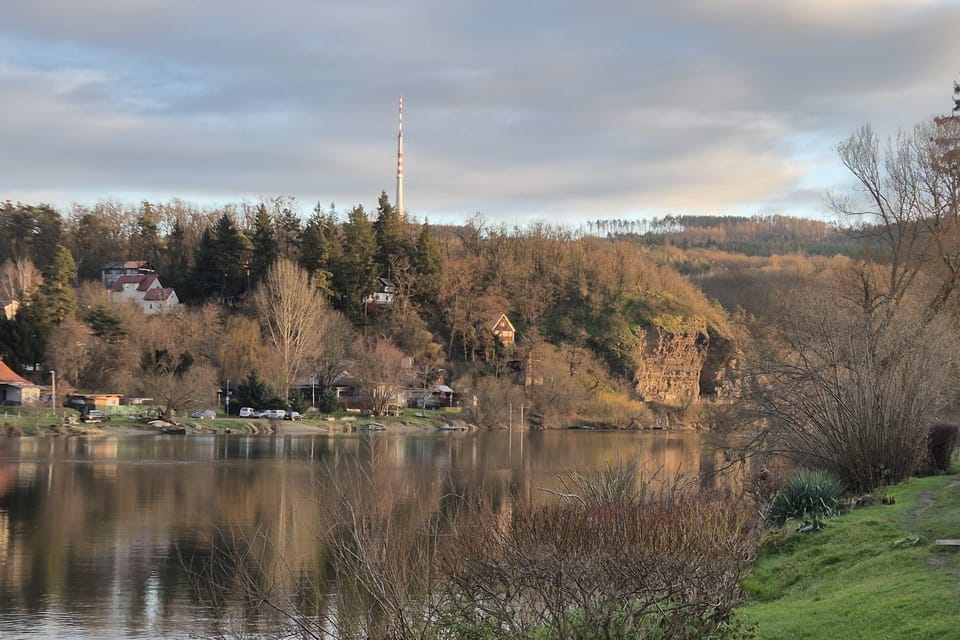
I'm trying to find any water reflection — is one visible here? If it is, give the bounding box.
[0,430,720,639]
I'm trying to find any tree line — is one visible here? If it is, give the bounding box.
[0,193,732,426]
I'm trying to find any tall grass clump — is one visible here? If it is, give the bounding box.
[765,470,846,530]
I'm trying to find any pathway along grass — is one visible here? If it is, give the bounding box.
[737,471,960,639]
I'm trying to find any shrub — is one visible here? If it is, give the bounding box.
[439,492,759,640]
[765,470,846,530]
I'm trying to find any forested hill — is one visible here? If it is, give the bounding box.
[585,214,864,257]
[0,197,742,426]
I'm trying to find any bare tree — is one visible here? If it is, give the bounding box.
[252,259,325,400]
[831,119,960,320]
[308,309,356,389]
[733,111,960,493]
[742,282,958,493]
[0,258,42,303]
[45,318,94,388]
[139,349,219,417]
[355,336,407,416]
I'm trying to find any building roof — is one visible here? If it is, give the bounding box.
[111,274,158,292]
[102,260,152,271]
[143,287,175,301]
[486,312,516,332]
[0,358,36,387]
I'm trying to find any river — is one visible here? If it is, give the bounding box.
[0,429,719,639]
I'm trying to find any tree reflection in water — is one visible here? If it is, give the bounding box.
[0,430,749,639]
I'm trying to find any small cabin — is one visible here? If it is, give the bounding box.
[486,313,516,347]
[0,358,42,405]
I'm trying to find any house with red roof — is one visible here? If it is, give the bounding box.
[108,272,181,315]
[0,358,41,405]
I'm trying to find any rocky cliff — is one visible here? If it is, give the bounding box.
[631,321,737,405]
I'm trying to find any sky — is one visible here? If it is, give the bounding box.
[2,0,959,226]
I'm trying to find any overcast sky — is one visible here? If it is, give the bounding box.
[2,0,959,225]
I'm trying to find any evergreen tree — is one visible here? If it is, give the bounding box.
[161,217,191,298]
[333,205,378,321]
[234,370,284,411]
[0,303,49,373]
[0,202,63,269]
[412,220,443,306]
[273,197,303,259]
[249,204,280,284]
[38,245,77,324]
[66,210,119,281]
[373,191,408,274]
[85,305,127,343]
[299,203,338,300]
[131,201,162,264]
[191,227,221,300]
[213,213,250,300]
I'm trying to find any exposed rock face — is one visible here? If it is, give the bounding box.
[632,323,737,404]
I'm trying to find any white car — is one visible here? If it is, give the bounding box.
[239,407,256,418]
[260,409,286,419]
[191,409,217,419]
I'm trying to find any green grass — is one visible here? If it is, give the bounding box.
[738,472,960,639]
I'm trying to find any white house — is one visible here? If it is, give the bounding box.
[110,273,181,315]
[363,277,397,305]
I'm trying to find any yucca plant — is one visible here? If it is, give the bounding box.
[765,470,846,530]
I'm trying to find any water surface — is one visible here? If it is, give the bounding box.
[0,429,714,638]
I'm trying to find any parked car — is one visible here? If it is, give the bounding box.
[191,409,216,419]
[284,411,302,421]
[84,410,110,423]
[239,407,256,418]
[260,409,286,419]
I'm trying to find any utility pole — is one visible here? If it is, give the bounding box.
[49,370,56,417]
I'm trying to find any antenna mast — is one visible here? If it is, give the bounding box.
[396,93,404,219]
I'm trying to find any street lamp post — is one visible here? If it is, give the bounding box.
[49,370,56,417]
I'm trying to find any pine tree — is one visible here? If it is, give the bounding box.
[161,217,191,298]
[373,191,409,274]
[412,220,442,307]
[333,205,378,321]
[213,213,251,300]
[38,244,77,324]
[250,204,280,284]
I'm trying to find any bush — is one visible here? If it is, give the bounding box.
[314,388,340,413]
[438,492,758,639]
[765,470,846,530]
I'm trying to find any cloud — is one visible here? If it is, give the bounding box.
[0,0,958,223]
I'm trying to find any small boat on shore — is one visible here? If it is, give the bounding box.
[358,422,386,431]
[436,424,468,431]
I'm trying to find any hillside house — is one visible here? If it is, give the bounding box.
[363,277,397,305]
[0,358,42,405]
[108,272,181,315]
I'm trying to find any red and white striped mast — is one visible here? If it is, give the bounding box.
[396,93,404,219]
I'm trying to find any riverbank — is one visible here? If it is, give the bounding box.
[0,410,479,437]
[737,470,960,639]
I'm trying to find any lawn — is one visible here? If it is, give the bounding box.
[738,471,960,639]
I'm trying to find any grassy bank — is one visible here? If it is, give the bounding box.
[738,471,960,639]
